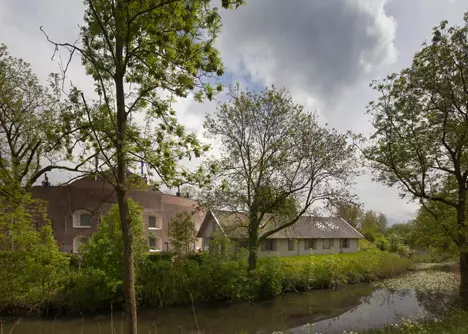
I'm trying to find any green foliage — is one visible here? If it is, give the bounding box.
[59,267,124,313]
[0,193,69,314]
[412,201,459,256]
[82,199,147,280]
[333,201,364,228]
[0,44,79,190]
[168,212,197,256]
[0,246,412,313]
[204,85,357,270]
[360,15,468,302]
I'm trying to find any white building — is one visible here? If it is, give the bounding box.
[197,210,363,256]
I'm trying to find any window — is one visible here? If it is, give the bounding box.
[288,239,295,251]
[261,239,276,251]
[149,216,156,228]
[148,216,161,229]
[149,236,162,252]
[304,239,317,250]
[239,240,249,249]
[340,238,350,249]
[73,210,92,228]
[323,239,333,249]
[73,235,89,253]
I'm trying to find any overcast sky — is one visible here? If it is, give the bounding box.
[1,0,467,224]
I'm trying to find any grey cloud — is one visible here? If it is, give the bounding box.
[218,0,396,103]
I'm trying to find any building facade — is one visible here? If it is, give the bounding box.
[32,176,204,253]
[197,210,363,256]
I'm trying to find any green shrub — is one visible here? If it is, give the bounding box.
[0,240,413,314]
[255,257,284,299]
[82,199,147,281]
[59,268,123,313]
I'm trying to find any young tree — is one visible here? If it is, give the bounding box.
[44,1,242,331]
[359,13,468,303]
[332,201,363,228]
[168,212,197,256]
[204,86,356,271]
[83,199,147,281]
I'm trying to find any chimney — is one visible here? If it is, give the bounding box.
[42,173,50,187]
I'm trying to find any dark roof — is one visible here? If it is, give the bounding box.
[197,210,363,239]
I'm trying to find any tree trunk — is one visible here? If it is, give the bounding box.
[114,7,137,331]
[460,247,468,306]
[457,195,468,306]
[116,185,137,333]
[248,229,258,272]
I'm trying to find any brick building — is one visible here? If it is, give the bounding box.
[31,175,204,253]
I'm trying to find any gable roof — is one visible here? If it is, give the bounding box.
[197,210,363,239]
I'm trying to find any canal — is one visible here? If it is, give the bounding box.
[2,277,455,334]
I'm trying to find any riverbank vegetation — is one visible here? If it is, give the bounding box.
[0,202,411,315]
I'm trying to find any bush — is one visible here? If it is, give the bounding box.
[0,239,413,314]
[59,268,123,313]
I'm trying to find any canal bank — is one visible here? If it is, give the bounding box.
[2,265,459,334]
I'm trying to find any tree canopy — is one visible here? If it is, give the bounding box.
[361,13,468,302]
[204,85,356,270]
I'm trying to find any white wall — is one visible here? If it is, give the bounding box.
[201,220,217,250]
[258,238,359,257]
[200,220,360,257]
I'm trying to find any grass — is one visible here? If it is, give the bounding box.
[275,249,413,292]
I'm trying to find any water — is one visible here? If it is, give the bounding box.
[2,285,455,334]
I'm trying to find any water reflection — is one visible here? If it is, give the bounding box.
[3,285,455,334]
[291,288,454,334]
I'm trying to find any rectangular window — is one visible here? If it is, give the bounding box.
[304,239,317,250]
[340,238,350,249]
[149,237,156,250]
[149,216,156,228]
[80,214,91,227]
[239,240,249,248]
[262,239,276,251]
[288,239,295,251]
[323,239,333,249]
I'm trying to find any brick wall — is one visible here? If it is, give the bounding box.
[31,177,204,252]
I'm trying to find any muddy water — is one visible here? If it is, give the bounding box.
[2,284,455,334]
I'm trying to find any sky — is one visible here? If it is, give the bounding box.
[0,0,467,225]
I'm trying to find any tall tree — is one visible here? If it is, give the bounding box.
[44,1,242,332]
[359,14,468,303]
[204,86,356,271]
[0,44,92,194]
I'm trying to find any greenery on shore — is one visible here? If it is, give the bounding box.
[0,232,412,315]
